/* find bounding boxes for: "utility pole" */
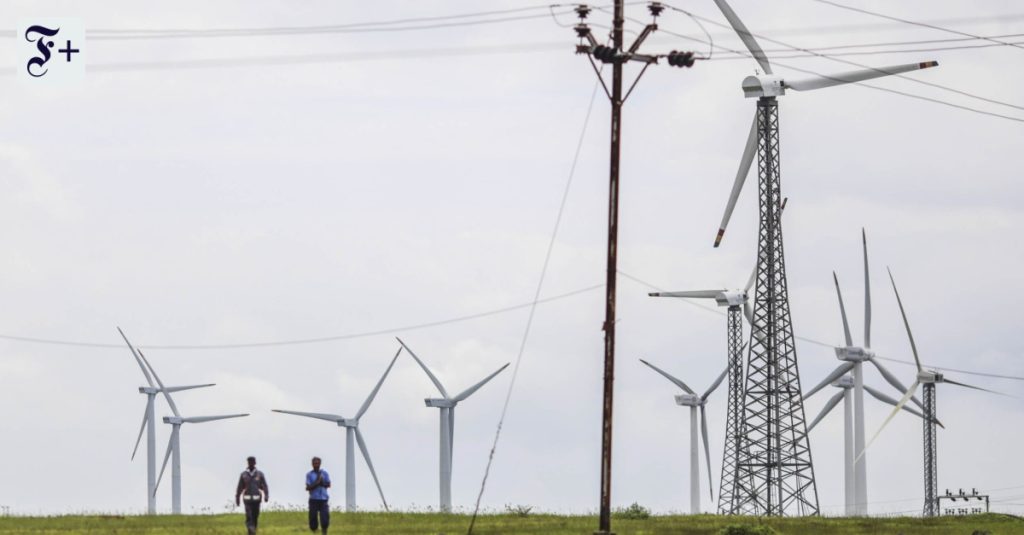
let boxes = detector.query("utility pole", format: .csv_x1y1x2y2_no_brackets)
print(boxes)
570,3,697,533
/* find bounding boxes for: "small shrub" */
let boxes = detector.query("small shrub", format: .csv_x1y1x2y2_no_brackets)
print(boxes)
504,504,533,517
971,530,992,535
718,524,776,535
613,502,651,520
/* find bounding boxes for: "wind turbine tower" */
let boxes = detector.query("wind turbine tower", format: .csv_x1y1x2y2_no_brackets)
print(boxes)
397,338,509,512
119,328,213,515
640,359,727,513
648,268,753,514
273,347,402,512
707,0,937,516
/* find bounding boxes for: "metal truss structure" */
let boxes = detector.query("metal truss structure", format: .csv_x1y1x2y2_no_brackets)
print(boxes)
729,97,819,516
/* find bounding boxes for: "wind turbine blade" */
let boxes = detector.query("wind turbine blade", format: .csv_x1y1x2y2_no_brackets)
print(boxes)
395,337,449,399
163,384,215,393
138,351,180,418
806,390,845,433
863,385,933,425
944,378,1013,397
832,271,854,347
700,405,714,501
867,356,924,410
702,366,730,401
639,359,695,395
786,61,938,92
857,380,920,463
805,362,855,400
181,414,249,424
271,409,344,423
743,300,753,324
118,327,155,388
648,290,722,299
452,363,510,402
154,428,175,496
715,112,758,248
355,428,389,512
862,229,871,348
887,268,922,372
711,0,772,74
131,399,151,461
357,346,403,419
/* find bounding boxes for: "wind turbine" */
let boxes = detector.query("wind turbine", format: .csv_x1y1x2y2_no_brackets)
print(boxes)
805,374,933,515
647,266,753,514
130,350,248,514
273,347,401,512
801,229,925,515
119,328,214,515
860,267,1003,517
639,359,728,514
396,337,509,513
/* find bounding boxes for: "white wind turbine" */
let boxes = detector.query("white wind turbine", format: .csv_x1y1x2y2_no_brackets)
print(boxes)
802,230,927,515
860,267,1004,516
396,337,509,513
122,346,248,514
273,347,401,512
119,328,214,514
709,0,938,248
640,359,728,514
804,374,933,515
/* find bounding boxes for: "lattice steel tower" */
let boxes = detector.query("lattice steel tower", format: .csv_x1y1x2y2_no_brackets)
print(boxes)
718,305,746,513
922,382,938,517
728,98,819,516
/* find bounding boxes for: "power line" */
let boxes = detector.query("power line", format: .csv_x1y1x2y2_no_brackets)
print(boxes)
808,0,1024,52
467,69,603,535
707,40,1024,62
874,356,1024,382
661,5,1024,116
0,284,602,350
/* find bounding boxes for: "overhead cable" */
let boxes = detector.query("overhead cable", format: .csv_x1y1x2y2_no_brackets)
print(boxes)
809,0,1024,51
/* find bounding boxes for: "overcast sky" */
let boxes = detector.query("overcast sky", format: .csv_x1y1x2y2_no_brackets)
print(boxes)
0,0,1022,518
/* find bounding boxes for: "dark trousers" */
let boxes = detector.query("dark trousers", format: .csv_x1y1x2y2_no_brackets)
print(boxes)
308,499,330,532
244,499,262,534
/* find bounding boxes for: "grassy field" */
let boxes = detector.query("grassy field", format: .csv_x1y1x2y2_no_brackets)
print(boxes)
0,512,1021,534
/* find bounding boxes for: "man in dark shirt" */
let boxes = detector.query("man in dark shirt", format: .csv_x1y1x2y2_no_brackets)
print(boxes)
305,456,332,534
236,456,269,535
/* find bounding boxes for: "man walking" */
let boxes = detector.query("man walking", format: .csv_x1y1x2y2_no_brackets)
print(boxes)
236,456,269,535
306,456,332,534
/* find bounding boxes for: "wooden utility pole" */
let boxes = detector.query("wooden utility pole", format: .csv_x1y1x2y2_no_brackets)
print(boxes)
570,2,696,533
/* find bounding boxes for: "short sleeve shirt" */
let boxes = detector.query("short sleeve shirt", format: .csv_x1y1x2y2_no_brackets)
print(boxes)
306,469,331,501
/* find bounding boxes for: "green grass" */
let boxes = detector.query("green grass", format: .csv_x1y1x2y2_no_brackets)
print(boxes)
0,512,1020,534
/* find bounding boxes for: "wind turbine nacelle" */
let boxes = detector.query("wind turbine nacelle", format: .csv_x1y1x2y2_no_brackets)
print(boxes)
336,418,358,428
139,386,160,394
163,416,184,424
425,398,456,408
717,290,747,307
742,75,785,98
919,370,942,383
834,346,874,362
831,375,854,388
674,393,701,407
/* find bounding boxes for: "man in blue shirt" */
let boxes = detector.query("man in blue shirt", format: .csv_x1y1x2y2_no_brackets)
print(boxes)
305,456,331,534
